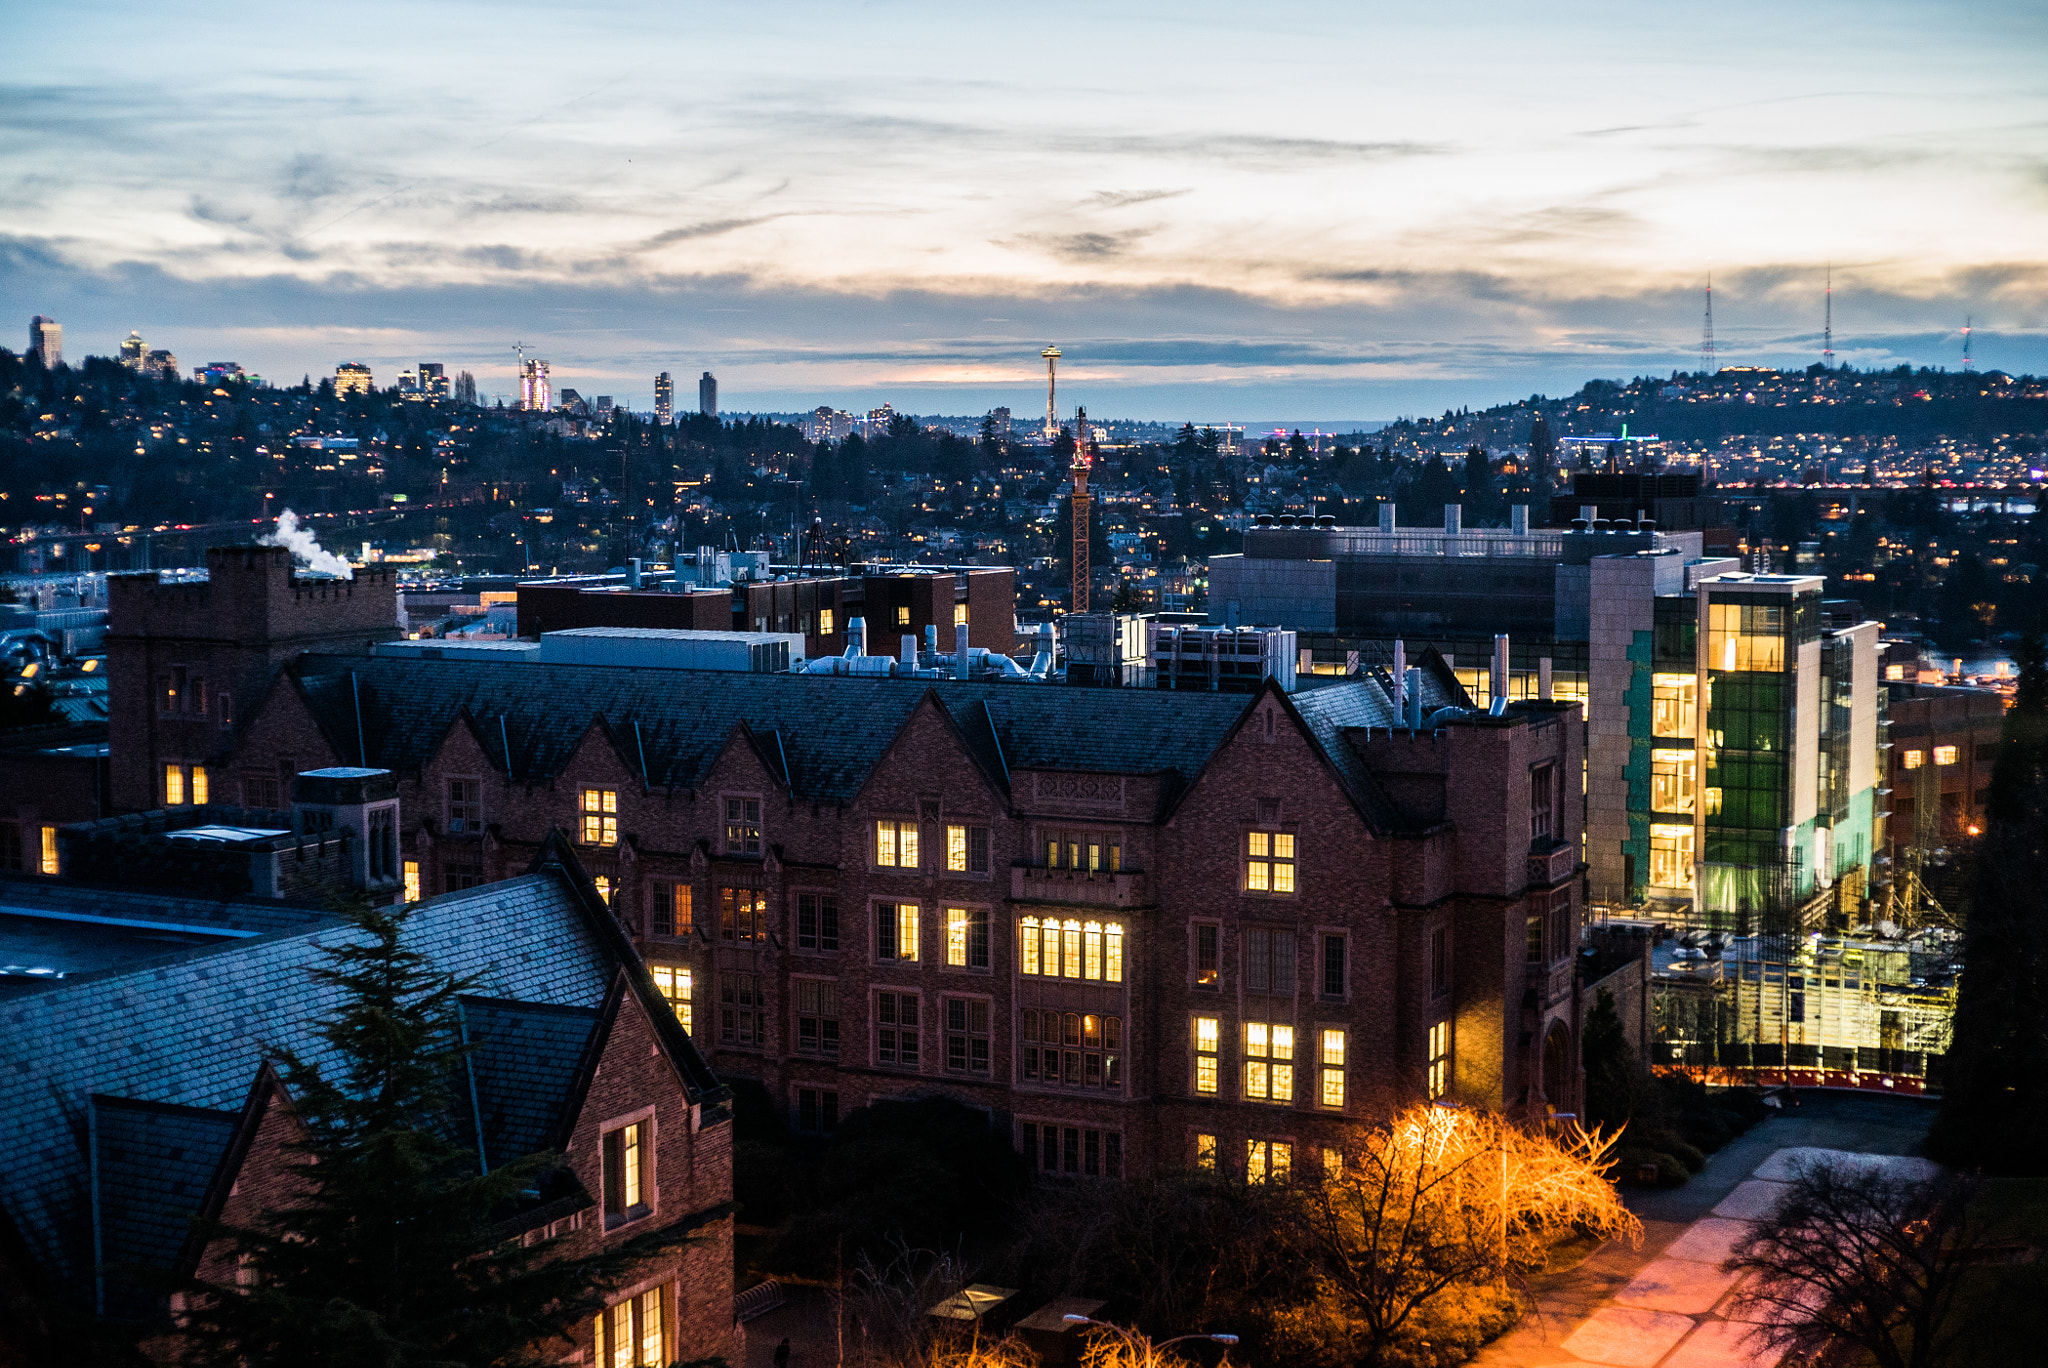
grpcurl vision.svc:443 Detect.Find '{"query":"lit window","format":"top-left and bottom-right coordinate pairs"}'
top-left (1195, 924), bottom-right (1219, 987)
top-left (1320, 1029), bottom-right (1346, 1108)
top-left (877, 902), bottom-right (920, 960)
top-left (895, 605), bottom-right (911, 627)
top-left (945, 822), bottom-right (991, 874)
top-left (954, 603), bottom-right (969, 626)
top-left (190, 766), bottom-right (209, 805)
top-left (1244, 1022), bottom-right (1294, 1102)
top-left (819, 608), bottom-right (835, 635)
top-left (595, 1286), bottom-right (664, 1368)
top-left (1427, 1021), bottom-right (1451, 1100)
top-left (1934, 745), bottom-right (1958, 766)
top-left (876, 818), bottom-right (919, 868)
top-left (581, 788), bottom-right (618, 845)
top-left (724, 797), bottom-right (761, 853)
top-left (403, 860), bottom-right (421, 902)
top-left (1650, 824), bottom-right (1696, 889)
top-left (1650, 752), bottom-right (1696, 815)
top-left (1195, 1132), bottom-right (1217, 1169)
top-left (1193, 1016), bottom-right (1220, 1094)
top-left (594, 875), bottom-right (613, 904)
top-left (38, 825), bottom-right (58, 876)
top-left (1651, 673), bottom-right (1697, 738)
top-left (946, 906), bottom-right (989, 969)
top-left (1321, 1147), bottom-right (1343, 1178)
top-left (651, 965), bottom-right (694, 1035)
top-left (164, 763), bottom-right (185, 806)
top-left (1246, 830), bottom-right (1296, 893)
top-left (601, 1121), bottom-right (649, 1224)
top-left (1246, 1139), bottom-right (1291, 1183)
top-left (719, 887), bottom-right (766, 942)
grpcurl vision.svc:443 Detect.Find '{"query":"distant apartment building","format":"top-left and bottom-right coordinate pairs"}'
top-left (119, 331), bottom-right (146, 371)
top-left (1884, 684), bottom-right (2005, 858)
top-left (699, 370), bottom-right (717, 417)
top-left (334, 361), bottom-right (374, 397)
top-left (144, 348), bottom-right (180, 381)
top-left (987, 407), bottom-right (1012, 439)
top-left (806, 407), bottom-right (855, 442)
top-left (417, 361), bottom-right (447, 399)
top-left (28, 315), bottom-right (61, 367)
top-left (655, 372), bottom-right (674, 425)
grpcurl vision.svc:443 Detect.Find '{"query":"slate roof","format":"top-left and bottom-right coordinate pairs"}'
top-left (87, 1095), bottom-right (239, 1320)
top-left (292, 654), bottom-right (1262, 806)
top-left (0, 866), bottom-right (624, 1312)
top-left (458, 996), bottom-right (602, 1170)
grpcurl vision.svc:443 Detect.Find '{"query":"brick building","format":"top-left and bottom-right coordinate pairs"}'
top-left (188, 651), bottom-right (1581, 1179)
top-left (0, 836), bottom-right (734, 1362)
top-left (516, 567), bottom-right (1015, 658)
top-left (1884, 684), bottom-right (2007, 855)
top-left (105, 545), bottom-right (402, 812)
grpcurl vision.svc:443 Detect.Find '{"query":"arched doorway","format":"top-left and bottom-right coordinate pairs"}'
top-left (1542, 1021), bottom-right (1574, 1112)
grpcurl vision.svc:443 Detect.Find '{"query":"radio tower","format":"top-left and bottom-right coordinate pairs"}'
top-left (1070, 404), bottom-right (1093, 614)
top-left (1822, 265), bottom-right (1834, 370)
top-left (1041, 345), bottom-right (1061, 440)
top-left (1700, 273), bottom-right (1717, 374)
top-left (1961, 317), bottom-right (1974, 370)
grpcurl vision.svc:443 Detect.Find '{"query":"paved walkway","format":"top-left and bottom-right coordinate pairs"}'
top-left (1474, 1093), bottom-right (1939, 1368)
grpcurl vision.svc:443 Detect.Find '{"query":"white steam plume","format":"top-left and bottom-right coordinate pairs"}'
top-left (261, 509), bottom-right (355, 579)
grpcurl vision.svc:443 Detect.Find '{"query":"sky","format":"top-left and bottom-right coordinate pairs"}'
top-left (5, 0), bottom-right (2046, 422)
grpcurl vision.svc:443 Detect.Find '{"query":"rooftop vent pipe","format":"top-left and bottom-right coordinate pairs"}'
top-left (1391, 639), bottom-right (1407, 720)
top-left (1491, 634), bottom-right (1509, 705)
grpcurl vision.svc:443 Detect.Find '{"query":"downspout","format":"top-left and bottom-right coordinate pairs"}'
top-left (349, 670), bottom-right (367, 766)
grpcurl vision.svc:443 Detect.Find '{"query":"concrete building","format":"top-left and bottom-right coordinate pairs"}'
top-left (334, 362), bottom-right (373, 397)
top-left (28, 315), bottom-right (61, 367)
top-left (655, 372), bottom-right (673, 425)
top-left (698, 371), bottom-right (717, 418)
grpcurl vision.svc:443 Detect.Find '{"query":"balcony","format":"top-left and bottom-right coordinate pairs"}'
top-left (1010, 864), bottom-right (1149, 909)
top-left (1527, 838), bottom-right (1576, 889)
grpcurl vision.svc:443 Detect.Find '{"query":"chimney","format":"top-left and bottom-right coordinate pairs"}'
top-left (1511, 504), bottom-right (1529, 536)
top-left (900, 634), bottom-right (917, 670)
top-left (293, 768), bottom-right (402, 896)
top-left (846, 615), bottom-right (866, 656)
top-left (1378, 502), bottom-right (1395, 534)
top-left (1444, 504), bottom-right (1461, 537)
top-left (1404, 667), bottom-right (1424, 729)
top-left (1491, 634), bottom-right (1509, 704)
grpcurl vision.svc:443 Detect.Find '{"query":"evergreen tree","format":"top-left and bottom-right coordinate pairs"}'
top-left (176, 898), bottom-right (709, 1368)
top-left (1930, 633), bottom-right (2048, 1171)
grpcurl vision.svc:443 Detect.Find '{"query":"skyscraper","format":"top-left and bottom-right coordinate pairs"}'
top-left (28, 316), bottom-right (61, 368)
top-left (335, 362), bottom-right (373, 397)
top-left (418, 362), bottom-right (447, 399)
top-left (699, 371), bottom-right (717, 418)
top-left (520, 358), bottom-right (551, 411)
top-left (119, 331), bottom-right (146, 371)
top-left (654, 372), bottom-right (673, 425)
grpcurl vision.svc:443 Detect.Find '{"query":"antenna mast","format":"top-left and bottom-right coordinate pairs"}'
top-left (1700, 274), bottom-right (1717, 374)
top-left (1822, 265), bottom-right (1834, 370)
top-left (1961, 317), bottom-right (1974, 370)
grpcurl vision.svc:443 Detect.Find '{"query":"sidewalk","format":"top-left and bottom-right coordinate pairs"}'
top-left (1472, 1092), bottom-right (1938, 1368)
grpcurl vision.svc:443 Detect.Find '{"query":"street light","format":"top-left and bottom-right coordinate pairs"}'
top-left (1062, 1314), bottom-right (1239, 1360)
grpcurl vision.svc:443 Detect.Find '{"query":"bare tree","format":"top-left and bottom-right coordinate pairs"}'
top-left (1723, 1160), bottom-right (1989, 1368)
top-left (1293, 1105), bottom-right (1640, 1365)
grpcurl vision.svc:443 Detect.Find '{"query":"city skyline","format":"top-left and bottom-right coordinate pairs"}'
top-left (4, 1), bottom-right (2045, 417)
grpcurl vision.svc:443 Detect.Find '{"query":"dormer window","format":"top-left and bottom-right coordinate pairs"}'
top-left (875, 818), bottom-right (919, 869)
top-left (1246, 830), bottom-right (1295, 893)
top-left (580, 788), bottom-right (617, 846)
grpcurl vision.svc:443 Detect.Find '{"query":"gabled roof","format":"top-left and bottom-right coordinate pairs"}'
top-left (0, 863), bottom-right (646, 1315)
top-left (291, 654), bottom-right (1261, 805)
top-left (87, 1095), bottom-right (239, 1321)
top-left (458, 996), bottom-right (601, 1171)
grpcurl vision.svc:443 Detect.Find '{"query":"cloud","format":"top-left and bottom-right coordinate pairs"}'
top-left (1003, 229), bottom-right (1155, 261)
top-left (1085, 188), bottom-right (1192, 209)
top-left (633, 217), bottom-right (783, 251)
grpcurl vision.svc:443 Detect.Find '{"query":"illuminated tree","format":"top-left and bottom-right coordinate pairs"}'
top-left (1291, 1105), bottom-right (1639, 1365)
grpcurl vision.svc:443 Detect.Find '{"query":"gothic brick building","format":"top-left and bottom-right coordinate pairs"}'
top-left (95, 552), bottom-right (1587, 1182)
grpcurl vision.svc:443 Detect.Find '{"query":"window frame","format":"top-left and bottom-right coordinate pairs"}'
top-left (874, 817), bottom-right (921, 870)
top-left (722, 794), bottom-right (763, 855)
top-left (796, 890), bottom-right (840, 952)
top-left (650, 965), bottom-right (693, 1035)
top-left (599, 1110), bottom-right (656, 1228)
top-left (1244, 827), bottom-right (1298, 895)
top-left (874, 988), bottom-right (922, 1069)
top-left (1427, 1020), bottom-right (1452, 1100)
top-left (876, 901), bottom-right (921, 962)
top-left (1193, 922), bottom-right (1221, 989)
top-left (1192, 1015), bottom-right (1221, 1095)
top-left (1319, 1027), bottom-right (1347, 1110)
top-left (1242, 1020), bottom-right (1296, 1103)
top-left (792, 976), bottom-right (840, 1058)
top-left (945, 822), bottom-right (993, 875)
top-left (580, 787), bottom-right (619, 846)
top-left (943, 994), bottom-right (993, 1074)
top-left (445, 775), bottom-right (483, 834)
top-left (945, 904), bottom-right (991, 971)
top-left (1319, 931), bottom-right (1347, 1001)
